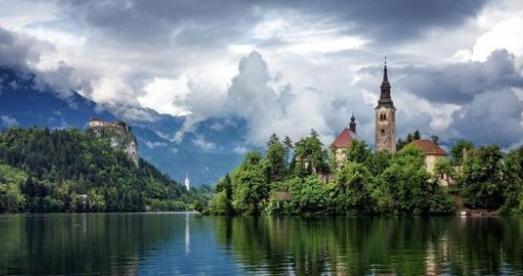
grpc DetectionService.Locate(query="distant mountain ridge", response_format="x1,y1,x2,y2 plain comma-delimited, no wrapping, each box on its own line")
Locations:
0,66,247,185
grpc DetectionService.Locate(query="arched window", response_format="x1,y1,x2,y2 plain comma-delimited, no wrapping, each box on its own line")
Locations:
381,128,386,135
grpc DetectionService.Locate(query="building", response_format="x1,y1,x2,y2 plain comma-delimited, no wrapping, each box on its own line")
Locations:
184,175,191,191
87,118,139,167
330,115,360,168
375,62,396,153
408,139,451,186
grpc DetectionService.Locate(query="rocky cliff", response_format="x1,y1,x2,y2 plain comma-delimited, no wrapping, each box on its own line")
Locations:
87,118,139,167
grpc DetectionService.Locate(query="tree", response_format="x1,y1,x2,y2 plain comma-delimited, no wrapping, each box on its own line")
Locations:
289,176,330,214
500,146,523,213
459,145,504,209
223,174,234,215
232,151,269,214
266,134,287,181
366,150,392,176
345,140,371,164
450,139,474,165
294,129,329,175
333,162,374,212
381,145,453,214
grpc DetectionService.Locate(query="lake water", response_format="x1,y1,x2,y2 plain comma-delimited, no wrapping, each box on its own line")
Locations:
0,213,522,275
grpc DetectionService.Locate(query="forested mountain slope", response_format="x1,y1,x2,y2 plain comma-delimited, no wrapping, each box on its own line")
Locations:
0,127,210,212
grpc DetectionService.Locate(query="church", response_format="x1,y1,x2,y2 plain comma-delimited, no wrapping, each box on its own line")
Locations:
330,62,396,166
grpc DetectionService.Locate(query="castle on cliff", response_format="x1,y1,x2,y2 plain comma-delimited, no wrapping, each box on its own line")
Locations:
87,118,139,167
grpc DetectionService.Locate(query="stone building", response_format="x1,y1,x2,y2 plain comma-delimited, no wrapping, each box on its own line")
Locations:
408,139,452,186
330,115,360,168
375,62,396,153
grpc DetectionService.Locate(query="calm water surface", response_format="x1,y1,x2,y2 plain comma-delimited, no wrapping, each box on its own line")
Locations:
0,213,523,275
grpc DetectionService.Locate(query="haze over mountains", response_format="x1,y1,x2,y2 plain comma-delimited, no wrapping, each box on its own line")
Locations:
0,65,246,185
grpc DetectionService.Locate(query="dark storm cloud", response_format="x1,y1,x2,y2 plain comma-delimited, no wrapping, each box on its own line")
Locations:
397,50,523,104
289,0,488,43
59,0,261,48
0,27,41,67
449,89,523,146
58,0,487,47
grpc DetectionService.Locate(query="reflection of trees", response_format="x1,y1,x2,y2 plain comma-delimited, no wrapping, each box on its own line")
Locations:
0,214,186,274
214,217,523,275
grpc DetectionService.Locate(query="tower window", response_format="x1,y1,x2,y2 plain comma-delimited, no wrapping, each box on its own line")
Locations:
380,113,387,121
381,128,386,135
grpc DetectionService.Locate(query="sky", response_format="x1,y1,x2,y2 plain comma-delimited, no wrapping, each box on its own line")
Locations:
0,0,522,148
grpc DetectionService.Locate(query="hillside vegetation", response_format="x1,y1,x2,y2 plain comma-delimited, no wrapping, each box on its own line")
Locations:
0,127,210,212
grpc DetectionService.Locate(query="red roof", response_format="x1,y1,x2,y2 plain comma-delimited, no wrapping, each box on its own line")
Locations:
409,139,447,156
330,128,357,149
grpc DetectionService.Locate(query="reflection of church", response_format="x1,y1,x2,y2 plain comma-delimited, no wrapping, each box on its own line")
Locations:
330,62,396,166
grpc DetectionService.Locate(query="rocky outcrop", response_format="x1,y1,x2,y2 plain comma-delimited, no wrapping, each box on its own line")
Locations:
87,118,139,167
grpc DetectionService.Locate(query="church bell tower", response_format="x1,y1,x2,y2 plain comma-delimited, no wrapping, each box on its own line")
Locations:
375,60,396,152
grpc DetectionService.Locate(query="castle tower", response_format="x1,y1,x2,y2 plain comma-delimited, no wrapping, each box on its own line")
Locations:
375,61,396,152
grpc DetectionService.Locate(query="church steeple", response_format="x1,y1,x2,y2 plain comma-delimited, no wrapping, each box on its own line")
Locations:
377,60,394,108
375,58,396,153
349,114,356,133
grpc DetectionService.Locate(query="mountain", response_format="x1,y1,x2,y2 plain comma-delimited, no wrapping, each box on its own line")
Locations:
0,66,247,185
0,127,206,212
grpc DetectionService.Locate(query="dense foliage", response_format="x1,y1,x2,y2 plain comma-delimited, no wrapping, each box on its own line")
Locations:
456,143,523,213
205,130,523,216
0,127,211,212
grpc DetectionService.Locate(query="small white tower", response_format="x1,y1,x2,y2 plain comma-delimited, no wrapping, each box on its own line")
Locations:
184,175,190,191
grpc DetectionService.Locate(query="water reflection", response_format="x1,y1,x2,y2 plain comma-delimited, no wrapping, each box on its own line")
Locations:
0,214,522,275
214,217,523,275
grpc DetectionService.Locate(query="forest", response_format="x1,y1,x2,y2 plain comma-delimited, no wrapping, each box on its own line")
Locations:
205,130,523,216
0,127,211,212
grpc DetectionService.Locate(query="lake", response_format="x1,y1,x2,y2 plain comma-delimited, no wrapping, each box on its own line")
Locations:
0,213,522,275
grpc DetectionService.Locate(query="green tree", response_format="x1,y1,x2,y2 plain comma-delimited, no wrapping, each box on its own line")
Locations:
289,176,330,214
232,151,269,214
450,139,474,166
333,162,374,213
500,146,523,213
266,134,287,181
382,145,453,214
459,145,504,209
366,150,392,176
345,140,371,164
294,129,329,176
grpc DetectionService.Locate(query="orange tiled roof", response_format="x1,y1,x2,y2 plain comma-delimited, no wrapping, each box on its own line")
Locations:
409,139,447,156
330,128,358,149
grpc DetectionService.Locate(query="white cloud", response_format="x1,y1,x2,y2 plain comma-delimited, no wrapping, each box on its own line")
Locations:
192,135,216,151
471,14,523,62
0,115,18,127
143,140,168,149
90,77,136,105
138,76,191,116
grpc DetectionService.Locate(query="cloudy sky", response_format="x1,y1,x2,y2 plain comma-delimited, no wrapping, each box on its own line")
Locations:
1,0,522,148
